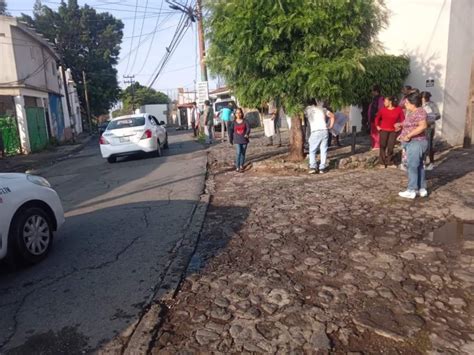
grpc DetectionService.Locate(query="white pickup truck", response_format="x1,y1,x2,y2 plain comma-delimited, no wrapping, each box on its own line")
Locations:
0,173,64,264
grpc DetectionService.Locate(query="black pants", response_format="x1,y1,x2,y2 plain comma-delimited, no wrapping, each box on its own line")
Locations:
379,130,397,166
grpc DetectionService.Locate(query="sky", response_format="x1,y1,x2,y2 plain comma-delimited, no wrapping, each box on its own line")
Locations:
8,0,215,99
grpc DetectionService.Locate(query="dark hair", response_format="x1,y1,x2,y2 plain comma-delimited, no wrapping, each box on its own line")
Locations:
204,100,210,106
372,85,381,93
412,88,420,94
386,95,399,106
192,101,197,105
406,92,422,107
420,91,432,101
235,107,244,119
403,85,412,91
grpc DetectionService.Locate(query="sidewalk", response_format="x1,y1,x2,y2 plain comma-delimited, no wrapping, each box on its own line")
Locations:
151,131,473,353
0,134,93,174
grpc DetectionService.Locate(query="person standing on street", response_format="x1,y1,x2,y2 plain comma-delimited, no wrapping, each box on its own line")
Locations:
421,91,440,170
368,85,384,150
396,92,429,199
375,95,405,167
266,99,281,147
203,100,214,144
305,99,335,174
219,103,234,142
191,102,198,137
229,108,251,173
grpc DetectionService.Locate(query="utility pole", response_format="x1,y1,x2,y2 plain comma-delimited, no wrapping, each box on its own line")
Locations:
82,70,92,133
123,75,136,112
166,0,207,81
196,0,208,82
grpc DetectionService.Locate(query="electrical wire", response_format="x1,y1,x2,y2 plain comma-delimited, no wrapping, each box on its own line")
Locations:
0,56,53,85
123,0,140,75
135,0,165,75
128,0,150,74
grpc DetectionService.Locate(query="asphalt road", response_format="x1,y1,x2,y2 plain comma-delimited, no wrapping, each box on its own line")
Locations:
0,131,207,354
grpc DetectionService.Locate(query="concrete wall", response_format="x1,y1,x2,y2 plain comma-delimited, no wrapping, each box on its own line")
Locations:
11,26,60,94
378,0,452,112
0,16,18,84
442,0,474,145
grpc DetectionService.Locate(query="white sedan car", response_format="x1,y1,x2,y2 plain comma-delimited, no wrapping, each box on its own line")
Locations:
0,173,65,264
100,114,168,163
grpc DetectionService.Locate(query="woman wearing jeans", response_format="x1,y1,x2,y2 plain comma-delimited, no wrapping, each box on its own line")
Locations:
396,93,428,199
229,108,251,173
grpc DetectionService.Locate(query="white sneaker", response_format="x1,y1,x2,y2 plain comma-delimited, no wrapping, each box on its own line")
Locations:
425,163,434,171
399,164,407,171
418,189,428,197
398,190,416,199
308,169,317,175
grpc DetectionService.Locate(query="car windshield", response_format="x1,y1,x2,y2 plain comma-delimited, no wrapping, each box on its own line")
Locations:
107,117,145,130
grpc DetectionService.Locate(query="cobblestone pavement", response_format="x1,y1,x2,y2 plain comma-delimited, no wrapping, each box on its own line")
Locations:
151,130,474,354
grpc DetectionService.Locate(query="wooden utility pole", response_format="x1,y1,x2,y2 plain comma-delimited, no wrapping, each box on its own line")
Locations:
463,57,474,148
82,70,92,132
196,0,208,82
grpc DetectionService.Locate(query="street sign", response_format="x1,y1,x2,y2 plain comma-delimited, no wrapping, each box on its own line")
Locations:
196,81,209,106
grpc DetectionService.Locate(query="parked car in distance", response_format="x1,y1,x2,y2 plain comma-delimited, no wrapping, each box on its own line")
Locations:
99,114,168,163
0,173,65,264
213,99,236,131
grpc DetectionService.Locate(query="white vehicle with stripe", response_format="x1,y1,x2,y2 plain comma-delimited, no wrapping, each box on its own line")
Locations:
0,173,65,264
100,114,169,163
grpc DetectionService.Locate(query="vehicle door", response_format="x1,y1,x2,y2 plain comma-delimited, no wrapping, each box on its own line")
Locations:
151,116,166,144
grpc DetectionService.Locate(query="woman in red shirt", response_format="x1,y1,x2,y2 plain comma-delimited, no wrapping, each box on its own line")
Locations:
375,96,405,167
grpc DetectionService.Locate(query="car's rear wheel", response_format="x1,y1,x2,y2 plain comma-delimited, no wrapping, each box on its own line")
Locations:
163,134,169,149
9,207,53,264
107,156,117,163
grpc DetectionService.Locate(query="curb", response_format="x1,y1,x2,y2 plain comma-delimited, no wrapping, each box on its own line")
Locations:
27,135,94,175
109,153,211,355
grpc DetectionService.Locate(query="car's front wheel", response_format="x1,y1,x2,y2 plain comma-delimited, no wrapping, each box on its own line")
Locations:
9,207,53,264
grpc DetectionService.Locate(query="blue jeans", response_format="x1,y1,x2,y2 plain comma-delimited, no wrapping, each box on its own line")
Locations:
236,144,247,168
403,140,428,191
309,130,329,170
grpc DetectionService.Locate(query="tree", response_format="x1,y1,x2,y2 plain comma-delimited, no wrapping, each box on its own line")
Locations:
121,82,170,110
20,0,124,116
0,0,9,15
206,0,387,160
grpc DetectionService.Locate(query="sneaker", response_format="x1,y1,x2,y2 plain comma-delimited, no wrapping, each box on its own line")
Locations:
236,168,241,172
399,164,407,171
319,169,326,174
398,190,416,199
308,169,317,175
418,188,428,197
425,163,434,171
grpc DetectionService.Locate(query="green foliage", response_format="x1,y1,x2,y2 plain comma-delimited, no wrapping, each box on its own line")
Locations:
20,0,124,115
120,82,170,110
205,0,388,114
0,0,9,15
349,55,410,106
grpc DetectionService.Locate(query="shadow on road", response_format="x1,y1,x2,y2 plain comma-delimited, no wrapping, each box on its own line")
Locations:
0,200,250,354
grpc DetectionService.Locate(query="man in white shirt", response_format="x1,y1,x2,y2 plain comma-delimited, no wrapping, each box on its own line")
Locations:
304,99,335,174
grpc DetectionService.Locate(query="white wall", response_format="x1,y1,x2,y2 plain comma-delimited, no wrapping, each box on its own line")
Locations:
378,0,452,110
442,0,474,145
0,16,18,84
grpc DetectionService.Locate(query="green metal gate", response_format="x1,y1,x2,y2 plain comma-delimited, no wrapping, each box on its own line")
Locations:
26,107,49,152
0,115,21,155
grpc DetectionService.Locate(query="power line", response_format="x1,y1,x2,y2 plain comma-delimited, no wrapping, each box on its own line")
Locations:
124,0,140,75
128,0,150,75
135,0,165,75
